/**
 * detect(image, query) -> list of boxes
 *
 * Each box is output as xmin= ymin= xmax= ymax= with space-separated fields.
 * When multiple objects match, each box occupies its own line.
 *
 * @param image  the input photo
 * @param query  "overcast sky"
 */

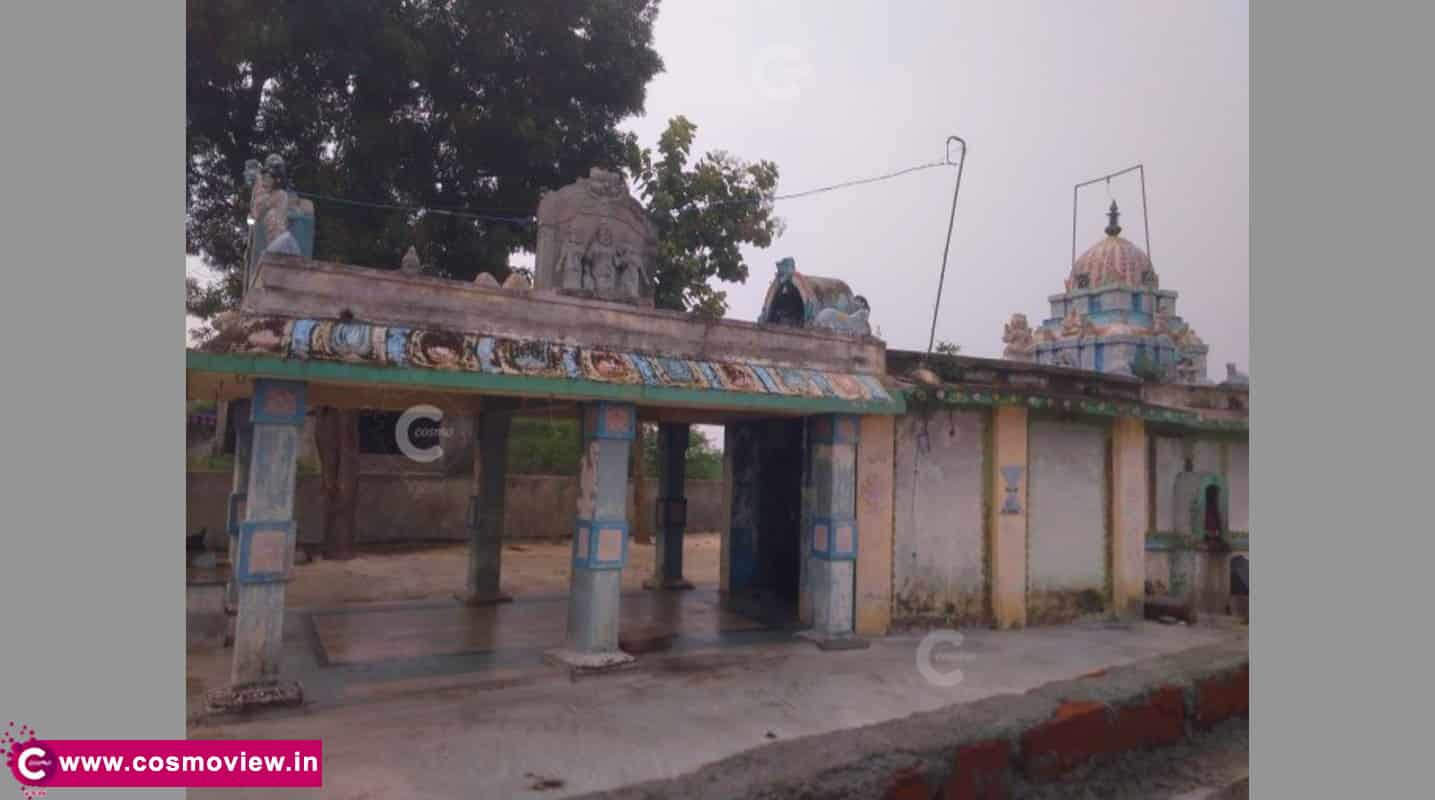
xmin=190 ymin=0 xmax=1248 ymax=372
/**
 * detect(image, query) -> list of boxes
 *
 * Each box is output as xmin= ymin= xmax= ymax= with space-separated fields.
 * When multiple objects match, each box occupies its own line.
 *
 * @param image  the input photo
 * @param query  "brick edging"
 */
xmin=576 ymin=639 xmax=1248 ymax=800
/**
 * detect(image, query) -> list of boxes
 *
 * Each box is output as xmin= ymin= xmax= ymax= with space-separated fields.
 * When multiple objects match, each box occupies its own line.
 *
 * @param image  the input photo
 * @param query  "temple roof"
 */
xmin=1068 ymin=202 xmax=1156 ymax=290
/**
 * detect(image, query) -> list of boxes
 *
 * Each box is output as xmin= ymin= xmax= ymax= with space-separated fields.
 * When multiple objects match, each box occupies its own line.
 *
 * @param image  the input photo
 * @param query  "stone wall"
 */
xmin=186 ymin=472 xmax=727 ymax=549
xmin=1027 ymin=418 xmax=1109 ymax=624
xmin=891 ymin=411 xmax=988 ymax=626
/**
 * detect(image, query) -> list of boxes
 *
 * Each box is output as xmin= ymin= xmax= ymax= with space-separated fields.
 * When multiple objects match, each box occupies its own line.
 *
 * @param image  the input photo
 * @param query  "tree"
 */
xmin=934 ymin=340 xmax=961 ymax=356
xmin=187 ymin=0 xmax=665 ymax=325
xmin=625 ymin=116 xmax=783 ymax=316
xmin=640 ymin=424 xmax=723 ymax=480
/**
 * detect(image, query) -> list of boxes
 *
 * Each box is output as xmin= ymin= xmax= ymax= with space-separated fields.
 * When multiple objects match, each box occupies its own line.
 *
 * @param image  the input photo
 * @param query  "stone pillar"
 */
xmin=854 ymin=415 xmax=895 ymax=637
xmin=630 ymin=424 xmax=654 ymax=544
xmin=1110 ymin=416 xmax=1149 ymax=618
xmin=547 ymin=401 xmax=637 ymax=671
xmin=989 ymin=406 xmax=1028 ymax=629
xmin=646 ymin=423 xmax=693 ymax=590
xmin=723 ymin=423 xmax=762 ymax=596
xmin=225 ymin=379 xmax=306 ymax=702
xmin=462 ymin=398 xmax=513 ymax=606
xmin=223 ymin=399 xmax=252 ymax=615
xmin=801 ymin=414 xmax=866 ymax=648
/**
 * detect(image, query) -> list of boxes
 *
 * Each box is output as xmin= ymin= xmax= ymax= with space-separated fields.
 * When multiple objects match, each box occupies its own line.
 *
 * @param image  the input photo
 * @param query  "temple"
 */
xmin=187 ymin=159 xmax=1248 ymax=712
xmin=1002 ymin=201 xmax=1211 ymax=384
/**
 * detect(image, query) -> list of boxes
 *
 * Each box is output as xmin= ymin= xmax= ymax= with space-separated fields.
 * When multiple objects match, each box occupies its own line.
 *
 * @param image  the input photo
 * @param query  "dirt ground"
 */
xmin=285 ymin=532 xmax=722 ymax=608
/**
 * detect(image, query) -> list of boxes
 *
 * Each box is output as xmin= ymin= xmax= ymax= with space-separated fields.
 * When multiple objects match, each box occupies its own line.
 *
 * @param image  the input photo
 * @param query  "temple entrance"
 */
xmin=759 ymin=418 xmax=805 ymax=609
xmin=726 ymin=418 xmax=806 ymax=625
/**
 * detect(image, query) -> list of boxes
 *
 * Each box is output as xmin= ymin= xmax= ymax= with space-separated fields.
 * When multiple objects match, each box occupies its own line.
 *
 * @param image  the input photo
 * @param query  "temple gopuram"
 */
xmin=1001 ymin=201 xmax=1211 ymax=384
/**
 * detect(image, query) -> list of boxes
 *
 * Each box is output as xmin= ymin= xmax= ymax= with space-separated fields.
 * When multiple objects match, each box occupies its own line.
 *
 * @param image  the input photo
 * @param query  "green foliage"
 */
xmin=504 ymin=419 xmax=722 ymax=479
xmin=1129 ymin=350 xmax=1168 ymax=383
xmin=507 ymin=417 xmax=583 ymax=476
xmin=625 ymin=116 xmax=783 ymax=315
xmin=934 ymin=340 xmax=961 ymax=356
xmin=187 ymin=0 xmax=665 ymax=319
xmin=639 ymin=425 xmax=723 ymax=480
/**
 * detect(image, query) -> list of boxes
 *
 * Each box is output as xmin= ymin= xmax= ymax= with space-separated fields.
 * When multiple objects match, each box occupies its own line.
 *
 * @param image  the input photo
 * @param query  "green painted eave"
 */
xmin=1146 ymin=530 xmax=1250 ymax=552
xmin=901 ymin=386 xmax=1247 ymax=433
xmin=187 ymin=351 xmax=906 ymax=416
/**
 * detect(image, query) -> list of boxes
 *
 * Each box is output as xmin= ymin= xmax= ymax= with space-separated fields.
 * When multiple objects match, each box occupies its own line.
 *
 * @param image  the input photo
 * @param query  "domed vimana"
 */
xmin=1000 ymin=201 xmax=1211 ymax=383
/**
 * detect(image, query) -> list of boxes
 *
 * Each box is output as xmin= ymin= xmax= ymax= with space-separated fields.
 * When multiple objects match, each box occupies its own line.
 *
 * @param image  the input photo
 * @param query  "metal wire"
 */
xmin=1071 ymin=164 xmax=1151 ymax=265
xmin=925 ymin=136 xmax=968 ymax=358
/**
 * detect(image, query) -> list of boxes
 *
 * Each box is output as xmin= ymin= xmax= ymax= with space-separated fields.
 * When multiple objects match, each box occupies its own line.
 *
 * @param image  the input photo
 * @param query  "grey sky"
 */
xmin=190 ymin=0 xmax=1248 ymax=372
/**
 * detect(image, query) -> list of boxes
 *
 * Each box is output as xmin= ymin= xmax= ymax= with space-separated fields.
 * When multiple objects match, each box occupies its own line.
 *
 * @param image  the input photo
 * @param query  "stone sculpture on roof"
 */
xmin=244 ymin=154 xmax=315 ymax=269
xmin=534 ymin=168 xmax=657 ymax=307
xmin=1002 ymin=313 xmax=1036 ymax=360
xmin=758 ymin=257 xmax=874 ymax=337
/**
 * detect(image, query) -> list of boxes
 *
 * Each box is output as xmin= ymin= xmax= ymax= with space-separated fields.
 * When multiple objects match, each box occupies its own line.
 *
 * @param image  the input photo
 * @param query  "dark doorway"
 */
xmin=1230 ymin=556 xmax=1249 ymax=596
xmin=1204 ymin=484 xmax=1223 ymax=536
xmin=726 ymin=418 xmax=806 ymax=625
xmin=758 ymin=418 xmax=805 ymax=608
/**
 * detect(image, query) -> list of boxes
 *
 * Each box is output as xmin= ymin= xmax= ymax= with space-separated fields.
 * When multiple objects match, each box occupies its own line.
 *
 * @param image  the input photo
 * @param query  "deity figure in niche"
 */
xmin=585 ymin=225 xmax=619 ymax=291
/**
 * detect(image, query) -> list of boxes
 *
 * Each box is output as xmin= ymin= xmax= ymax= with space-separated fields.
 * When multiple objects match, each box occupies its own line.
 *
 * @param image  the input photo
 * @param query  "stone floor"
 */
xmin=188 ymin=596 xmax=1240 ymax=799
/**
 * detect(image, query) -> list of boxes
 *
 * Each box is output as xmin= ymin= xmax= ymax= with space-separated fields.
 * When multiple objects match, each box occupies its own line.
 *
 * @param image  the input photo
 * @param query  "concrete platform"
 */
xmin=187 ymin=613 xmax=1241 ymax=800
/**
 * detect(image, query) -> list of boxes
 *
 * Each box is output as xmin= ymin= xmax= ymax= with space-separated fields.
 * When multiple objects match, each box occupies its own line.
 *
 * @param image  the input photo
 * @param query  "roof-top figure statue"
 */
xmin=533 ymin=168 xmax=657 ymax=307
xmin=243 ymin=154 xmax=315 ymax=269
xmin=758 ymin=257 xmax=874 ymax=338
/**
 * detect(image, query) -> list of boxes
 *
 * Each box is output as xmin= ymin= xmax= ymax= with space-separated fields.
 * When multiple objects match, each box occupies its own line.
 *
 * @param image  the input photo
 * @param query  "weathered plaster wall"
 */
xmin=187 ymin=472 xmax=727 ymax=549
xmin=1152 ymin=435 xmax=1186 ymax=531
xmin=1192 ymin=439 xmax=1223 ymax=476
xmin=1145 ymin=551 xmax=1171 ymax=594
xmin=1226 ymin=441 xmax=1249 ymax=531
xmin=854 ymin=415 xmax=895 ymax=637
xmin=1027 ymin=418 xmax=1108 ymax=623
xmin=891 ymin=411 xmax=988 ymax=626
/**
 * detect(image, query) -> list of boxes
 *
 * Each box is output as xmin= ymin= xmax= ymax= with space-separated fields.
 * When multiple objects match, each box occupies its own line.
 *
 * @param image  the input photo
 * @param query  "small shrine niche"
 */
xmin=1172 ymin=471 xmax=1230 ymax=546
xmin=757 ymin=257 xmax=872 ymax=337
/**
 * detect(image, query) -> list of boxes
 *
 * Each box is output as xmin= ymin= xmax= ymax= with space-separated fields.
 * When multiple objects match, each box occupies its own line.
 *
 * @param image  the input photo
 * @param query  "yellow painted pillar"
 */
xmin=1110 ymin=417 xmax=1149 ymax=618
xmin=989 ymin=406 xmax=1028 ymax=628
xmin=854 ymin=415 xmax=895 ymax=637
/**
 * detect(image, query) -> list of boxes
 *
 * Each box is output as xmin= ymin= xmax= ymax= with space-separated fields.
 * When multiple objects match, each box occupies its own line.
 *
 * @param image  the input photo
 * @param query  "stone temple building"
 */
xmin=188 ymin=157 xmax=1248 ymax=712
xmin=1001 ymin=202 xmax=1210 ymax=384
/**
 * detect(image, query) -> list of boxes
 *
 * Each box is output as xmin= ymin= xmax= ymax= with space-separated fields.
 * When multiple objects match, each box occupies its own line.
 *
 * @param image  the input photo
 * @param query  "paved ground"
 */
xmin=284 ymin=533 xmax=722 ymax=608
xmin=189 ymin=609 xmax=1240 ymax=799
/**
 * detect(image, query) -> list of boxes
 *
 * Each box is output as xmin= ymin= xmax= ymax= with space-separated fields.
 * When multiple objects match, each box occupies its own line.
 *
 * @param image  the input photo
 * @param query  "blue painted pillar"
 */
xmin=725 ymin=423 xmax=762 ymax=595
xmin=803 ymin=414 xmax=862 ymax=644
xmin=548 ymin=401 xmax=637 ymax=670
xmin=646 ymin=422 xmax=693 ymax=591
xmin=462 ymin=399 xmax=513 ymax=605
xmin=224 ymin=399 xmax=252 ymax=615
xmin=230 ymin=379 xmax=307 ymax=687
